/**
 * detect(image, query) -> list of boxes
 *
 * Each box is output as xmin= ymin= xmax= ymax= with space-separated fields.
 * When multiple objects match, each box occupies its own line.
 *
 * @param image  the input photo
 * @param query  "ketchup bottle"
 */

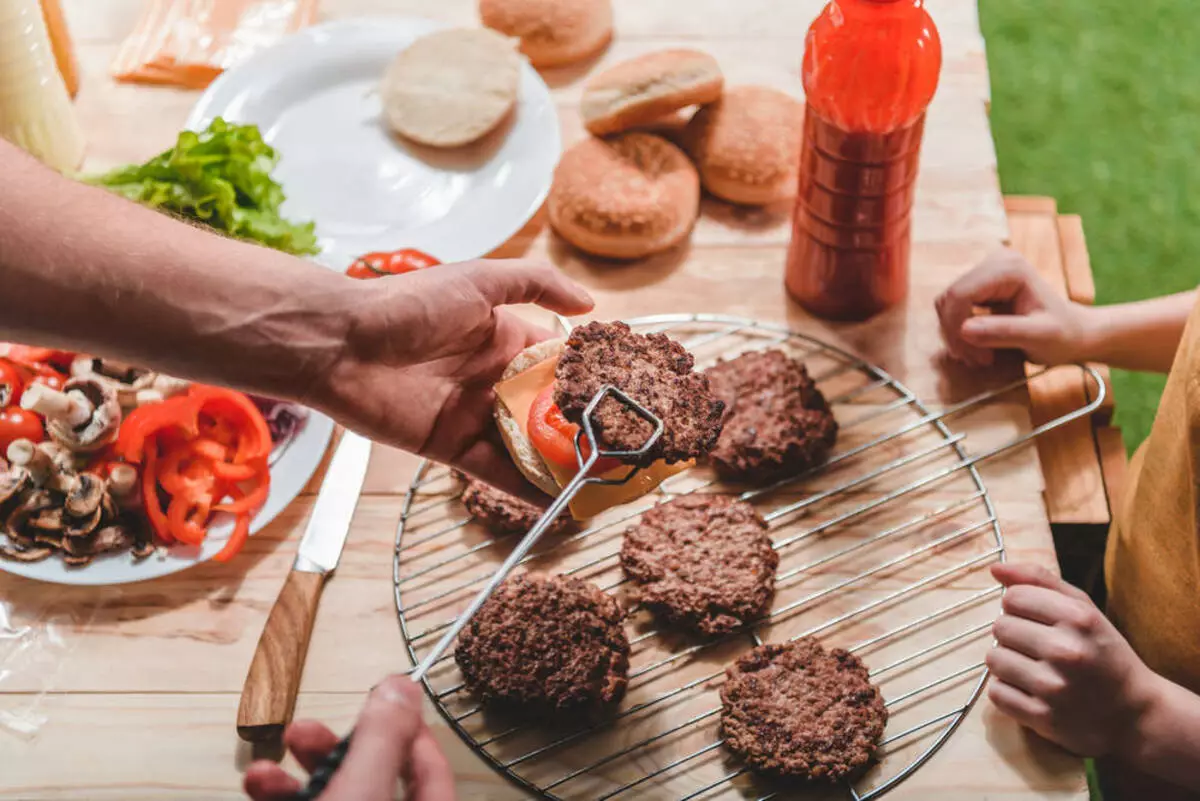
xmin=786 ymin=0 xmax=942 ymax=321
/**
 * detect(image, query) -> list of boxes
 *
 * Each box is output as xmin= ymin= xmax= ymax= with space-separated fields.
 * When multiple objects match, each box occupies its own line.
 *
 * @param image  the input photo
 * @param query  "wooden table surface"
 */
xmin=0 ymin=1 xmax=1088 ymax=799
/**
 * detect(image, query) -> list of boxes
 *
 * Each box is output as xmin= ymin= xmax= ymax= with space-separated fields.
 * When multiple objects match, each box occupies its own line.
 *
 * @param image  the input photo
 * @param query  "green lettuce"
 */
xmin=87 ymin=118 xmax=319 ymax=256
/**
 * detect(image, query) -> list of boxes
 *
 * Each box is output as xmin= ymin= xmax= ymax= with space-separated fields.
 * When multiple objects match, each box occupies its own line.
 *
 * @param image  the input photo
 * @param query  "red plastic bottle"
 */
xmin=786 ymin=0 xmax=942 ymax=321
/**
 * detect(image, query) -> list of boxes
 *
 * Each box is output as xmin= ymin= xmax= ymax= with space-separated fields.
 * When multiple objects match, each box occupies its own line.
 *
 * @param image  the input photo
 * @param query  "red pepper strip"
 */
xmin=189 ymin=437 xmax=229 ymax=462
xmin=141 ymin=445 xmax=174 ymax=545
xmin=116 ymin=394 xmax=201 ymax=463
xmin=214 ymin=473 xmax=270 ymax=516
xmin=190 ymin=387 xmax=272 ymax=464
xmin=213 ymin=512 xmax=251 ymax=563
xmin=166 ymin=492 xmax=210 ymax=546
xmin=211 ymin=459 xmax=257 ymax=482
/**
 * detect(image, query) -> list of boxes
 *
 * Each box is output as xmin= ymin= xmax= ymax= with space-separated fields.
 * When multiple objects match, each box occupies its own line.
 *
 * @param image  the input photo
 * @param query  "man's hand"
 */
xmin=935 ymin=249 xmax=1094 ymax=367
xmin=313 ymin=259 xmax=593 ymax=500
xmin=987 ymin=563 xmax=1157 ymax=757
xmin=244 ymin=676 xmax=455 ymax=801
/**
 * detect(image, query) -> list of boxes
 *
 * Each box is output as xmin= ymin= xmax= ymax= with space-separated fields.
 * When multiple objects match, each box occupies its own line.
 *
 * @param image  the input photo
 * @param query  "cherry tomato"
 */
xmin=0 ymin=360 xmax=24 ymax=407
xmin=0 ymin=407 xmax=45 ymax=454
xmin=28 ymin=364 xmax=67 ymax=392
xmin=346 ymin=248 xmax=440 ymax=280
xmin=527 ymin=385 xmax=620 ymax=474
xmin=2 ymin=345 xmax=74 ymax=370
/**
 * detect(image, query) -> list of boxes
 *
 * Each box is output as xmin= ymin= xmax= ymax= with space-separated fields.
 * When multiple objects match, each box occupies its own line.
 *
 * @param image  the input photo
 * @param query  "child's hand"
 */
xmin=987 ymin=563 xmax=1157 ymax=757
xmin=936 ymin=249 xmax=1095 ymax=367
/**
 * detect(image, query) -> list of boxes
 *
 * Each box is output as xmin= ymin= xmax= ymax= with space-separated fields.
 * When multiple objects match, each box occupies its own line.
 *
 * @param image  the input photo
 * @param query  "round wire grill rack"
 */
xmin=393 ymin=314 xmax=1104 ymax=801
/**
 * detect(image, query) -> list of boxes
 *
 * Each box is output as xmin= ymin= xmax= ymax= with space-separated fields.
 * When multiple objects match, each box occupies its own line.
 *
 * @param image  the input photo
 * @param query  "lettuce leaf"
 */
xmin=87 ymin=118 xmax=319 ymax=256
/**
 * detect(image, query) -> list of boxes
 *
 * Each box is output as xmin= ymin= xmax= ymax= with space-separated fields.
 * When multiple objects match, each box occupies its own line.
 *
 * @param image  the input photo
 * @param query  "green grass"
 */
xmin=980 ymin=0 xmax=1200 ymax=451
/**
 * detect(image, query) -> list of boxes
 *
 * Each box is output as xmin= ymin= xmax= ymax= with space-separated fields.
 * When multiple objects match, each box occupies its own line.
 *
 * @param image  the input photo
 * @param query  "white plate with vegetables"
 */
xmin=186 ymin=17 xmax=562 ymax=268
xmin=0 ymin=348 xmax=333 ymax=586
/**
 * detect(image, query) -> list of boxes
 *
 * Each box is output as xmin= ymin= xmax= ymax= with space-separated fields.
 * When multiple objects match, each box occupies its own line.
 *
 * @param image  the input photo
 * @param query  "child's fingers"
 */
xmin=993 ymin=613 xmax=1058 ymax=660
xmin=987 ymin=645 xmax=1065 ymax=699
xmin=988 ymin=679 xmax=1051 ymax=730
xmin=1001 ymin=584 xmax=1089 ymax=627
xmin=992 ymin=562 xmax=1091 ymax=602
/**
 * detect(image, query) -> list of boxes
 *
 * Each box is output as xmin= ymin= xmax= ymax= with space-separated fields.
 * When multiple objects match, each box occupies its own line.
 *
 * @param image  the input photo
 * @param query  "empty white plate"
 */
xmin=188 ymin=17 xmax=561 ymax=268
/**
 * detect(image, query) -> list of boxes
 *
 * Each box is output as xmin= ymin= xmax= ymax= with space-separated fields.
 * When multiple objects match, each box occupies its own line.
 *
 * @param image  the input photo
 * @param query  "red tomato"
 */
xmin=28 ymin=364 xmax=66 ymax=392
xmin=346 ymin=248 xmax=440 ymax=280
xmin=0 ymin=360 xmax=23 ymax=407
xmin=527 ymin=385 xmax=620 ymax=474
xmin=0 ymin=407 xmax=44 ymax=453
xmin=3 ymin=345 xmax=74 ymax=370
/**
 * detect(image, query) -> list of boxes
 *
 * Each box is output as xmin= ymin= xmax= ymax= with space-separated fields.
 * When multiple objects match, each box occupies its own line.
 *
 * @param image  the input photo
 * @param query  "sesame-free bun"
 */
xmin=479 ymin=0 xmax=613 ymax=68
xmin=582 ymin=49 xmax=724 ymax=136
xmin=549 ymin=133 xmax=700 ymax=259
xmin=381 ymin=28 xmax=521 ymax=148
xmin=684 ymin=85 xmax=805 ymax=206
xmin=494 ymin=339 xmax=566 ymax=498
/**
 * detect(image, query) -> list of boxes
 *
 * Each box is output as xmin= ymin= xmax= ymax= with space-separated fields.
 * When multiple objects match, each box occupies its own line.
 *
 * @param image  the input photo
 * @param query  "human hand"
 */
xmin=987 ymin=563 xmax=1157 ymax=757
xmin=935 ymin=249 xmax=1095 ymax=367
xmin=313 ymin=259 xmax=593 ymax=501
xmin=244 ymin=676 xmax=456 ymax=801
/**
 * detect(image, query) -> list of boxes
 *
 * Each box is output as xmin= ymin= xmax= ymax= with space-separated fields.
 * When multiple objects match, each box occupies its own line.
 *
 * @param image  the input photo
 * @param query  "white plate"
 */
xmin=1 ymin=413 xmax=335 ymax=586
xmin=187 ymin=18 xmax=561 ymax=267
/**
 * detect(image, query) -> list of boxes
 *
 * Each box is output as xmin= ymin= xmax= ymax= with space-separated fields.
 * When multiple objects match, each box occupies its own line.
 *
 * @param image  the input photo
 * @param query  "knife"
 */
xmin=237 ymin=431 xmax=373 ymax=742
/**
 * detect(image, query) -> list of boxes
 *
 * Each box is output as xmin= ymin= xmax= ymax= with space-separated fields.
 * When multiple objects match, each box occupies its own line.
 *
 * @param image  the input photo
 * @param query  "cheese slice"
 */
xmin=493 ymin=359 xmax=691 ymax=520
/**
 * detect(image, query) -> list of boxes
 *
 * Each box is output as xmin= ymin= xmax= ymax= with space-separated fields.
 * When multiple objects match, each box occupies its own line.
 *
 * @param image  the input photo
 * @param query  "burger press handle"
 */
xmin=293 ymin=385 xmax=664 ymax=800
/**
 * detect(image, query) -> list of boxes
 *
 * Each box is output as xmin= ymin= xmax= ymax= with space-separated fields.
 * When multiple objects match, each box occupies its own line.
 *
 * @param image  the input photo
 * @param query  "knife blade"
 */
xmin=237 ymin=431 xmax=373 ymax=742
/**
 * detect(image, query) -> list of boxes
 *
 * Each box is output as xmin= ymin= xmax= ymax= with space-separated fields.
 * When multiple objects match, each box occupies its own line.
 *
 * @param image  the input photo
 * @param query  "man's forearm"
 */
xmin=1079 ymin=291 xmax=1196 ymax=373
xmin=1121 ymin=673 xmax=1200 ymax=790
xmin=0 ymin=140 xmax=354 ymax=402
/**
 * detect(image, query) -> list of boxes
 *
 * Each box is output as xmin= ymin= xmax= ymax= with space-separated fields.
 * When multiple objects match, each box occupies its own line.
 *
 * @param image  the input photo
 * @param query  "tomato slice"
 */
xmin=0 ymin=360 xmax=24 ymax=407
xmin=527 ymin=385 xmax=622 ymax=474
xmin=346 ymin=248 xmax=440 ymax=279
xmin=3 ymin=345 xmax=74 ymax=370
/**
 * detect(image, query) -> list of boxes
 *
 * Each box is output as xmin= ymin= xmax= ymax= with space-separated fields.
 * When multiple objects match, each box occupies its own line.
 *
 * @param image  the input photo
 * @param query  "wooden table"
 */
xmin=0 ymin=2 xmax=1090 ymax=799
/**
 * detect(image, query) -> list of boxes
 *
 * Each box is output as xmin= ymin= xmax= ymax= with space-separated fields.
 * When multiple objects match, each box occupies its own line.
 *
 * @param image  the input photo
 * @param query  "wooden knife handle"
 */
xmin=237 ymin=569 xmax=326 ymax=742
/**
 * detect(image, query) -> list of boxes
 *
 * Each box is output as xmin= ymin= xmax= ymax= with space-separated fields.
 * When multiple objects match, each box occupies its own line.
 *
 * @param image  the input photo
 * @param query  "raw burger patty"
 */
xmin=621 ymin=494 xmax=777 ymax=636
xmin=704 ymin=349 xmax=837 ymax=483
xmin=554 ymin=321 xmax=725 ymax=467
xmin=460 ymin=477 xmax=568 ymax=537
xmin=454 ymin=572 xmax=629 ymax=715
xmin=720 ymin=639 xmax=887 ymax=781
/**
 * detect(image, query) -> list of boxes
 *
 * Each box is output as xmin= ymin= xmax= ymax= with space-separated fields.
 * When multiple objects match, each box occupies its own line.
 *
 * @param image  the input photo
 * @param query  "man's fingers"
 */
xmin=454 ymin=432 xmax=553 ymax=507
xmin=992 ymin=562 xmax=1090 ymax=602
xmin=470 ymin=260 xmax=594 ymax=316
xmin=407 ymin=730 xmax=458 ymax=801
xmin=324 ymin=676 xmax=425 ymax=799
xmin=284 ymin=719 xmax=342 ymax=774
xmin=243 ymin=762 xmax=303 ymax=801
xmin=960 ymin=314 xmax=1052 ymax=352
xmin=986 ymin=646 xmax=1065 ymax=698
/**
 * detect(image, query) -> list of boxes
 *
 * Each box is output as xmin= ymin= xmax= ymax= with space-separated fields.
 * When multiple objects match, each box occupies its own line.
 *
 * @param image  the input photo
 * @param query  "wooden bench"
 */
xmin=1005 ymin=196 xmax=1128 ymax=600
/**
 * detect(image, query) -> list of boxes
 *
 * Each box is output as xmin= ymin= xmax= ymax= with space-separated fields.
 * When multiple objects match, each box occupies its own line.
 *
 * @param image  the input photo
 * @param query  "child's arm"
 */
xmin=937 ymin=248 xmax=1195 ymax=373
xmin=988 ymin=563 xmax=1200 ymax=790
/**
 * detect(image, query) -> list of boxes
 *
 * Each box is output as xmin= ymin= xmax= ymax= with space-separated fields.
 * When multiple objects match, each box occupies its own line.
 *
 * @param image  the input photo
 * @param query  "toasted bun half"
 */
xmin=548 ymin=133 xmax=700 ymax=259
xmin=582 ymin=49 xmax=724 ymax=136
xmin=494 ymin=338 xmax=566 ymax=498
xmin=382 ymin=28 xmax=521 ymax=148
xmin=479 ymin=0 xmax=613 ymax=68
xmin=683 ymin=85 xmax=805 ymax=206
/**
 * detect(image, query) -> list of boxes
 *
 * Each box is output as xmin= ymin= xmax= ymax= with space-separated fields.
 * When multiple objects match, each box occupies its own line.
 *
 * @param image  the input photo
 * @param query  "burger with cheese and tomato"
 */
xmin=493 ymin=321 xmax=726 ymax=519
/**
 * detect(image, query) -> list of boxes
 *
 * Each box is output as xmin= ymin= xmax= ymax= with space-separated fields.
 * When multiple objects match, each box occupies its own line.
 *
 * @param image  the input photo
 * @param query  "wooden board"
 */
xmin=1005 ymin=200 xmax=1109 ymax=526
xmin=0 ymin=3 xmax=1086 ymax=800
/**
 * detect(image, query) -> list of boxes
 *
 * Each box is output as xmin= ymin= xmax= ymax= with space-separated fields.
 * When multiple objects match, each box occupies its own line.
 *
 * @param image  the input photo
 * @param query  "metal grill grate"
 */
xmin=392 ymin=314 xmax=1104 ymax=801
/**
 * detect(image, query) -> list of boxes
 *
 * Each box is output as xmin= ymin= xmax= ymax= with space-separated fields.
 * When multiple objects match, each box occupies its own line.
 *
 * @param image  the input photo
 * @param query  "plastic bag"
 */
xmin=111 ymin=0 xmax=318 ymax=89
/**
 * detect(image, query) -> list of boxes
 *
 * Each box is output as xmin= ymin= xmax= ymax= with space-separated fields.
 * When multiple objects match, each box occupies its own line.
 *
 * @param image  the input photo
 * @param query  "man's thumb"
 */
xmin=326 ymin=677 xmax=424 ymax=798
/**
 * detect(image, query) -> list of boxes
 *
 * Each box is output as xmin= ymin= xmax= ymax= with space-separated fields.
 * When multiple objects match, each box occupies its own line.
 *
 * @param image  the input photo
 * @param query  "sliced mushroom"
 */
xmin=22 ymin=378 xmax=121 ymax=453
xmin=92 ymin=525 xmax=135 ymax=555
xmin=0 ymin=467 xmax=31 ymax=506
xmin=5 ymin=490 xmax=53 ymax=547
xmin=107 ymin=464 xmax=139 ymax=509
xmin=65 ymin=473 xmax=105 ymax=518
xmin=28 ymin=506 xmax=64 ymax=532
xmin=33 ymin=530 xmax=64 ymax=550
xmin=64 ymin=505 xmax=103 ymax=539
xmin=71 ymin=357 xmax=164 ymax=410
xmin=151 ymin=374 xmax=190 ymax=399
xmin=62 ymin=554 xmax=92 ymax=567
xmin=0 ymin=544 xmax=54 ymax=562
